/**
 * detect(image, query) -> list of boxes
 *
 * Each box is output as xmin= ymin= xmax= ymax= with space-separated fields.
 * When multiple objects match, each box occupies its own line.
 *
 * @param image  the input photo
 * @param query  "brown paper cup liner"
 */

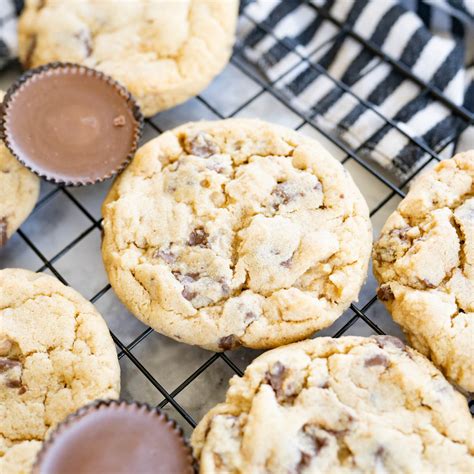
xmin=32 ymin=399 xmax=196 ymax=473
xmin=1 ymin=62 xmax=143 ymax=186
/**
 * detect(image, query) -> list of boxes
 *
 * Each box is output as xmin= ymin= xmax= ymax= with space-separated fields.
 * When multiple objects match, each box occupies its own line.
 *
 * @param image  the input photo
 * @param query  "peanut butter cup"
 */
xmin=33 ymin=400 xmax=195 ymax=474
xmin=1 ymin=63 xmax=143 ymax=185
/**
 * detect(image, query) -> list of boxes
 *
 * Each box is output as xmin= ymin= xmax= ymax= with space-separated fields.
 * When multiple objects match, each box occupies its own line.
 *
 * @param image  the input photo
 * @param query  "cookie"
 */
xmin=192 ymin=336 xmax=474 ymax=473
xmin=373 ymin=151 xmax=474 ymax=393
xmin=0 ymin=269 xmax=120 ymax=474
xmin=0 ymin=91 xmax=40 ymax=247
xmin=102 ymin=119 xmax=372 ymax=351
xmin=18 ymin=0 xmax=238 ymax=117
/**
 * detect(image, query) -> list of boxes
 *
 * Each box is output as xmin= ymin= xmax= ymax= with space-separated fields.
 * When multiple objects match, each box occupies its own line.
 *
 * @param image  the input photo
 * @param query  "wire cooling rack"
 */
xmin=1 ymin=1 xmax=473 ymax=432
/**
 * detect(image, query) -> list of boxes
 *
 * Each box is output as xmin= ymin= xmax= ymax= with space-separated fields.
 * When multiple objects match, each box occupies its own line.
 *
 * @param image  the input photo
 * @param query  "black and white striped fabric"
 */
xmin=1 ymin=0 xmax=473 ymax=181
xmin=240 ymin=0 xmax=473 ymax=180
xmin=0 ymin=0 xmax=21 ymax=70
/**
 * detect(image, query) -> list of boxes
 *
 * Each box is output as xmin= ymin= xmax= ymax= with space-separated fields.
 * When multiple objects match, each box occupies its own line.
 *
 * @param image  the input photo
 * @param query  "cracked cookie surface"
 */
xmin=373 ymin=151 xmax=474 ymax=392
xmin=191 ymin=336 xmax=474 ymax=473
xmin=18 ymin=0 xmax=238 ymax=117
xmin=102 ymin=119 xmax=372 ymax=351
xmin=0 ymin=269 xmax=120 ymax=474
xmin=0 ymin=91 xmax=39 ymax=248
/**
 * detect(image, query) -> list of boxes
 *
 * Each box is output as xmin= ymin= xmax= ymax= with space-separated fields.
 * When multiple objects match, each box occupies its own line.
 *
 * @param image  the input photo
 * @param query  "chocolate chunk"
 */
xmin=314 ymin=436 xmax=329 ymax=452
xmin=0 ymin=358 xmax=20 ymax=373
xmin=281 ymin=257 xmax=292 ymax=268
xmin=373 ymin=244 xmax=398 ymax=264
xmin=178 ymin=273 xmax=199 ymax=301
xmin=186 ymin=273 xmax=200 ymax=281
xmin=188 ymin=227 xmax=208 ymax=247
xmin=206 ymin=162 xmax=225 ymax=174
xmin=0 ymin=217 xmax=7 ymax=247
xmin=244 ymin=311 xmax=257 ymax=323
xmin=218 ymin=334 xmax=240 ymax=351
xmin=296 ymin=451 xmax=312 ymax=473
xmin=1 ymin=356 xmax=23 ymax=391
xmin=221 ymin=282 xmax=230 ymax=296
xmin=377 ymin=285 xmax=394 ymax=302
xmin=270 ymin=374 xmax=302 ymax=402
xmin=181 ymin=287 xmax=197 ymax=302
xmin=374 ymin=447 xmax=386 ymax=469
xmin=391 ymin=226 xmax=411 ymax=241
xmin=301 ymin=424 xmax=329 ymax=462
xmin=272 ymin=183 xmax=292 ymax=207
xmin=264 ymin=361 xmax=286 ymax=398
xmin=295 ymin=426 xmax=331 ymax=472
xmin=184 ymin=133 xmax=219 ymax=158
xmin=175 ymin=273 xmax=199 ymax=285
xmin=155 ymin=249 xmax=176 ymax=264
xmin=18 ymin=385 xmax=27 ymax=395
xmin=364 ymin=354 xmax=390 ymax=368
xmin=375 ymin=335 xmax=405 ymax=350
xmin=6 ymin=379 xmax=22 ymax=389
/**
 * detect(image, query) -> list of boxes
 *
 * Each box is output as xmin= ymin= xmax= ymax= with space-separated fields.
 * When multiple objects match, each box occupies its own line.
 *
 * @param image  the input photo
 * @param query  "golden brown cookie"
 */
xmin=0 ymin=91 xmax=39 ymax=247
xmin=0 ymin=269 xmax=120 ymax=474
xmin=102 ymin=119 xmax=372 ymax=351
xmin=18 ymin=0 xmax=238 ymax=116
xmin=192 ymin=336 xmax=474 ymax=473
xmin=373 ymin=151 xmax=474 ymax=392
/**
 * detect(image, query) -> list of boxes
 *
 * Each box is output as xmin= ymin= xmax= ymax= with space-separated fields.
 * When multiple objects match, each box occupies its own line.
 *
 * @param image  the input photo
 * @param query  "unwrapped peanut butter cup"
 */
xmin=33 ymin=400 xmax=195 ymax=474
xmin=1 ymin=63 xmax=143 ymax=186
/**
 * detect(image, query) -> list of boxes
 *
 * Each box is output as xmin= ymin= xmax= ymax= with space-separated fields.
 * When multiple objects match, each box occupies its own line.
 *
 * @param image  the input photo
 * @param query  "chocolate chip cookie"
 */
xmin=102 ymin=119 xmax=372 ymax=351
xmin=0 ymin=92 xmax=40 ymax=248
xmin=0 ymin=269 xmax=120 ymax=474
xmin=373 ymin=151 xmax=474 ymax=393
xmin=18 ymin=0 xmax=238 ymax=117
xmin=192 ymin=336 xmax=474 ymax=473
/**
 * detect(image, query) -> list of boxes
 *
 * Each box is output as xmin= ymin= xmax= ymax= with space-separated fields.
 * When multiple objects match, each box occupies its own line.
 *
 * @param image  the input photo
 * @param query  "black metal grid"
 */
xmin=4 ymin=1 xmax=474 ymax=427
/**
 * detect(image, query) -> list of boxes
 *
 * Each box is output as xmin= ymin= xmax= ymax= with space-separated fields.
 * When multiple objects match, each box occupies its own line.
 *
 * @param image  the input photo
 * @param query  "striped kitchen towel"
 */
xmin=1 ymin=0 xmax=473 ymax=181
xmin=239 ymin=0 xmax=473 ymax=181
xmin=0 ymin=0 xmax=21 ymax=70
